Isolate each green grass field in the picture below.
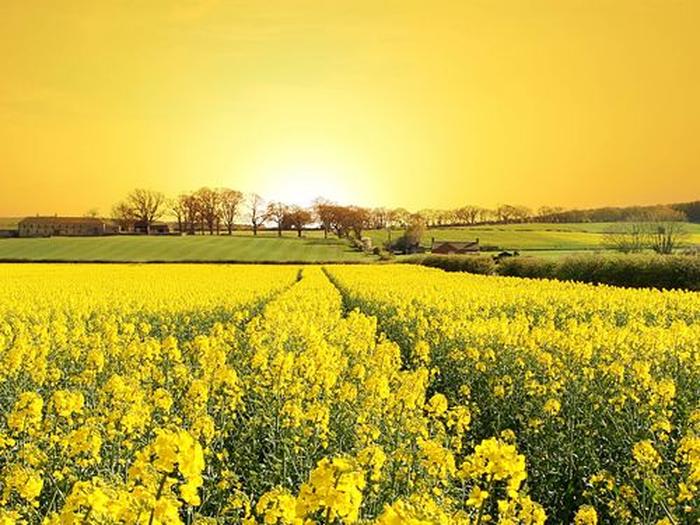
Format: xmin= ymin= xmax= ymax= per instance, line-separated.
xmin=0 ymin=235 xmax=372 ymax=263
xmin=0 ymin=221 xmax=697 ymax=262
xmin=367 ymin=222 xmax=700 ymax=254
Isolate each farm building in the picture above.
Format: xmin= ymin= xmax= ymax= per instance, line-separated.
xmin=131 ymin=221 xmax=170 ymax=235
xmin=431 ymin=238 xmax=480 ymax=254
xmin=18 ymin=217 xmax=119 ymax=237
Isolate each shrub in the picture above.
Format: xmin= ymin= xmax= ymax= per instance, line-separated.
xmin=497 ymin=257 xmax=558 ymax=279
xmin=350 ymin=237 xmax=364 ymax=251
xmin=389 ymin=235 xmax=419 ymax=254
xmin=404 ymin=254 xmax=496 ymax=275
xmin=378 ymin=250 xmax=395 ymax=261
xmin=388 ymin=218 xmax=426 ymax=254
xmin=497 ymin=253 xmax=700 ymax=290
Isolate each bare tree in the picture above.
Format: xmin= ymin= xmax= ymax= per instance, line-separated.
xmin=512 ymin=205 xmax=532 ymax=223
xmin=602 ymin=222 xmax=647 ymax=253
xmin=111 ymin=202 xmax=136 ymax=232
xmin=456 ymin=205 xmax=482 ymax=225
xmin=418 ymin=209 xmax=438 ymax=228
xmin=180 ymin=193 xmax=200 ymax=235
xmin=117 ymin=188 xmax=165 ymax=234
xmin=284 ymin=206 xmax=313 ymax=237
xmin=249 ymin=193 xmax=266 ymax=236
xmin=328 ymin=205 xmax=349 ymax=238
xmin=391 ymin=208 xmax=410 ymax=228
xmin=647 ymin=221 xmax=688 ymax=254
xmin=265 ymin=201 xmax=289 ymax=237
xmin=219 ymin=189 xmax=244 ymax=235
xmin=478 ymin=208 xmax=495 ymax=223
xmin=347 ymin=206 xmax=370 ymax=239
xmin=496 ymin=205 xmax=517 ymax=223
xmin=369 ymin=208 xmax=389 ymax=229
xmin=602 ymin=209 xmax=688 ymax=254
xmin=384 ymin=209 xmax=398 ymax=242
xmin=313 ymin=198 xmax=335 ymax=239
xmin=84 ymin=208 xmax=100 ymax=218
xmin=169 ymin=197 xmax=186 ymax=234
xmin=495 ymin=204 xmax=530 ymax=223
xmin=536 ymin=206 xmax=565 ymax=222
xmin=194 ymin=187 xmax=222 ymax=235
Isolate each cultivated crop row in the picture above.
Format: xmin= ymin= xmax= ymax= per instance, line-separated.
xmin=328 ymin=265 xmax=700 ymax=523
xmin=0 ymin=264 xmax=698 ymax=523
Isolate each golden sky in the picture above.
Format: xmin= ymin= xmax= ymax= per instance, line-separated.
xmin=1 ymin=0 xmax=699 ymax=216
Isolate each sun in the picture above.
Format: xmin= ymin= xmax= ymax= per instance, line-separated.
xmin=260 ymin=163 xmax=357 ymax=207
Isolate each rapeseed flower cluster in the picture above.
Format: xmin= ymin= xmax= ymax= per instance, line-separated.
xmin=328 ymin=265 xmax=700 ymax=523
xmin=0 ymin=263 xmax=697 ymax=523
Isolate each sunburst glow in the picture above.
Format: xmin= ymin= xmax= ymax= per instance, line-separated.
xmin=0 ymin=1 xmax=698 ymax=215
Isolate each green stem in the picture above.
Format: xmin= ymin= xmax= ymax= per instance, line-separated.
xmin=474 ymin=474 xmax=495 ymax=525
xmin=148 ymin=473 xmax=169 ymax=525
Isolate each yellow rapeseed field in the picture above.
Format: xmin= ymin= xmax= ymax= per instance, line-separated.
xmin=0 ymin=264 xmax=698 ymax=524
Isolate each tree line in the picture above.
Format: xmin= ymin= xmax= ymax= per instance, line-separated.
xmin=535 ymin=201 xmax=700 ymax=224
xmin=111 ymin=187 xmax=697 ymax=239
xmin=112 ymin=188 xmax=375 ymax=238
xmin=110 ymin=189 xmax=560 ymax=238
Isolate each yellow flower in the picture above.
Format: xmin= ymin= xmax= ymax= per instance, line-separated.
xmin=2 ymin=465 xmax=43 ymax=505
xmin=153 ymin=388 xmax=173 ymax=412
xmin=418 ymin=438 xmax=456 ymax=480
xmin=543 ymin=398 xmax=561 ymax=416
xmin=467 ymin=485 xmax=489 ymax=508
xmin=7 ymin=392 xmax=43 ymax=434
xmin=63 ymin=425 xmax=102 ymax=465
xmin=296 ymin=456 xmax=365 ymax=523
xmin=632 ymin=440 xmax=661 ymax=470
xmin=129 ymin=427 xmax=205 ymax=507
xmin=677 ymin=435 xmax=700 ymax=485
xmin=573 ymin=504 xmax=598 ymax=525
xmin=357 ymin=444 xmax=387 ymax=482
xmin=51 ymin=390 xmax=84 ymax=418
xmin=256 ymin=488 xmax=299 ymax=524
xmin=426 ymin=393 xmax=449 ymax=417
xmin=460 ymin=437 xmax=527 ymax=495
xmin=0 ymin=510 xmax=21 ymax=525
xmin=2 ymin=262 xmax=699 ymax=523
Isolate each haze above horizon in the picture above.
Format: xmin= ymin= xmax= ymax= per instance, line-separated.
xmin=1 ymin=0 xmax=699 ymax=216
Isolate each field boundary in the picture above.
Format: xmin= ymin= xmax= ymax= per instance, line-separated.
xmin=0 ymin=258 xmax=373 ymax=265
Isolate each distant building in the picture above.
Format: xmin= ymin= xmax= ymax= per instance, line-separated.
xmin=431 ymin=238 xmax=480 ymax=254
xmin=18 ymin=217 xmax=118 ymax=237
xmin=132 ymin=221 xmax=170 ymax=235
xmin=493 ymin=250 xmax=519 ymax=262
